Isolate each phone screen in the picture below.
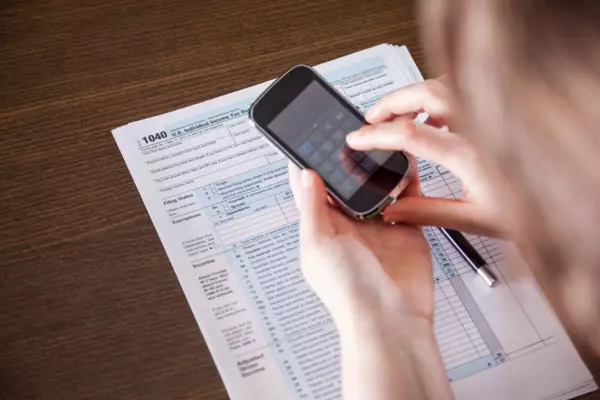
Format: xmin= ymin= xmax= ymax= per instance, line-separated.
xmin=267 ymin=81 xmax=393 ymax=200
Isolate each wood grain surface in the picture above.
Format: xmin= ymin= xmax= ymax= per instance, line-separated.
xmin=0 ymin=0 xmax=598 ymax=399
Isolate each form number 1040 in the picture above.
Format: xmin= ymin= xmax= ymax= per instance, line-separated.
xmin=141 ymin=131 xmax=168 ymax=144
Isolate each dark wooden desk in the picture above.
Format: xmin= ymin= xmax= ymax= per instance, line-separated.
xmin=1 ymin=0 xmax=598 ymax=399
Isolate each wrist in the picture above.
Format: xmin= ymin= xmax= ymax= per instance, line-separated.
xmin=327 ymin=289 xmax=434 ymax=338
xmin=336 ymin=303 xmax=436 ymax=350
xmin=333 ymin=306 xmax=452 ymax=400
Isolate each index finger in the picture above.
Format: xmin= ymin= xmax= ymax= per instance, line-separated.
xmin=347 ymin=119 xmax=472 ymax=179
xmin=365 ymin=79 xmax=455 ymax=127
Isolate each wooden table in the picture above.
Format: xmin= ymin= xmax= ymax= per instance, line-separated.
xmin=1 ymin=0 xmax=598 ymax=399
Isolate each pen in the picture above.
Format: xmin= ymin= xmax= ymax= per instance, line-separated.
xmin=439 ymin=228 xmax=499 ymax=287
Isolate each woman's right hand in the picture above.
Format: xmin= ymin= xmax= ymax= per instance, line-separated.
xmin=347 ymin=78 xmax=510 ymax=238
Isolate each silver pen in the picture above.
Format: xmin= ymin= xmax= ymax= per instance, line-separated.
xmin=439 ymin=228 xmax=499 ymax=287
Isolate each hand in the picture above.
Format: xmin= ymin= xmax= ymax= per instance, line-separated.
xmin=288 ymin=164 xmax=452 ymax=400
xmin=288 ymin=163 xmax=434 ymax=324
xmin=347 ymin=78 xmax=510 ymax=238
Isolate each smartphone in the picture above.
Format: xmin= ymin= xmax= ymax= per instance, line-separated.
xmin=249 ymin=65 xmax=414 ymax=220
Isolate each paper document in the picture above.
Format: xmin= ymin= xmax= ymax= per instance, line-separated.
xmin=112 ymin=44 xmax=597 ymax=399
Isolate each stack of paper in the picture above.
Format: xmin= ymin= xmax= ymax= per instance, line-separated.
xmin=112 ymin=44 xmax=597 ymax=399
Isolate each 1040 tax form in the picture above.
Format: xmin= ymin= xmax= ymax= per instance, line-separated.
xmin=112 ymin=44 xmax=597 ymax=400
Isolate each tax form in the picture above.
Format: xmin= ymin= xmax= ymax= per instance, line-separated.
xmin=112 ymin=44 xmax=597 ymax=400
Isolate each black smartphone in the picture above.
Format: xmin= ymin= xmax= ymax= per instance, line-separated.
xmin=249 ymin=64 xmax=414 ymax=220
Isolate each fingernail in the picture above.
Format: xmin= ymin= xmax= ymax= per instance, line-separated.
xmin=382 ymin=213 xmax=399 ymax=224
xmin=383 ymin=216 xmax=397 ymax=226
xmin=301 ymin=169 xmax=312 ymax=189
xmin=346 ymin=131 xmax=361 ymax=143
xmin=365 ymin=107 xmax=380 ymax=121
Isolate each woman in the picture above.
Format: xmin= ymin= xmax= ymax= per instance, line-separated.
xmin=289 ymin=0 xmax=600 ymax=399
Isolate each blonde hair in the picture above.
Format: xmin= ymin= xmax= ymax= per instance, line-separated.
xmin=421 ymin=0 xmax=600 ymax=348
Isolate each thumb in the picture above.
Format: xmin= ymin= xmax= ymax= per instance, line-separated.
xmin=383 ymin=197 xmax=500 ymax=237
xmin=296 ymin=169 xmax=335 ymax=240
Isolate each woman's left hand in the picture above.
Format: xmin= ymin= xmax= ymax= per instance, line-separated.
xmin=289 ymin=163 xmax=452 ymax=400
xmin=288 ymin=162 xmax=434 ymax=326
